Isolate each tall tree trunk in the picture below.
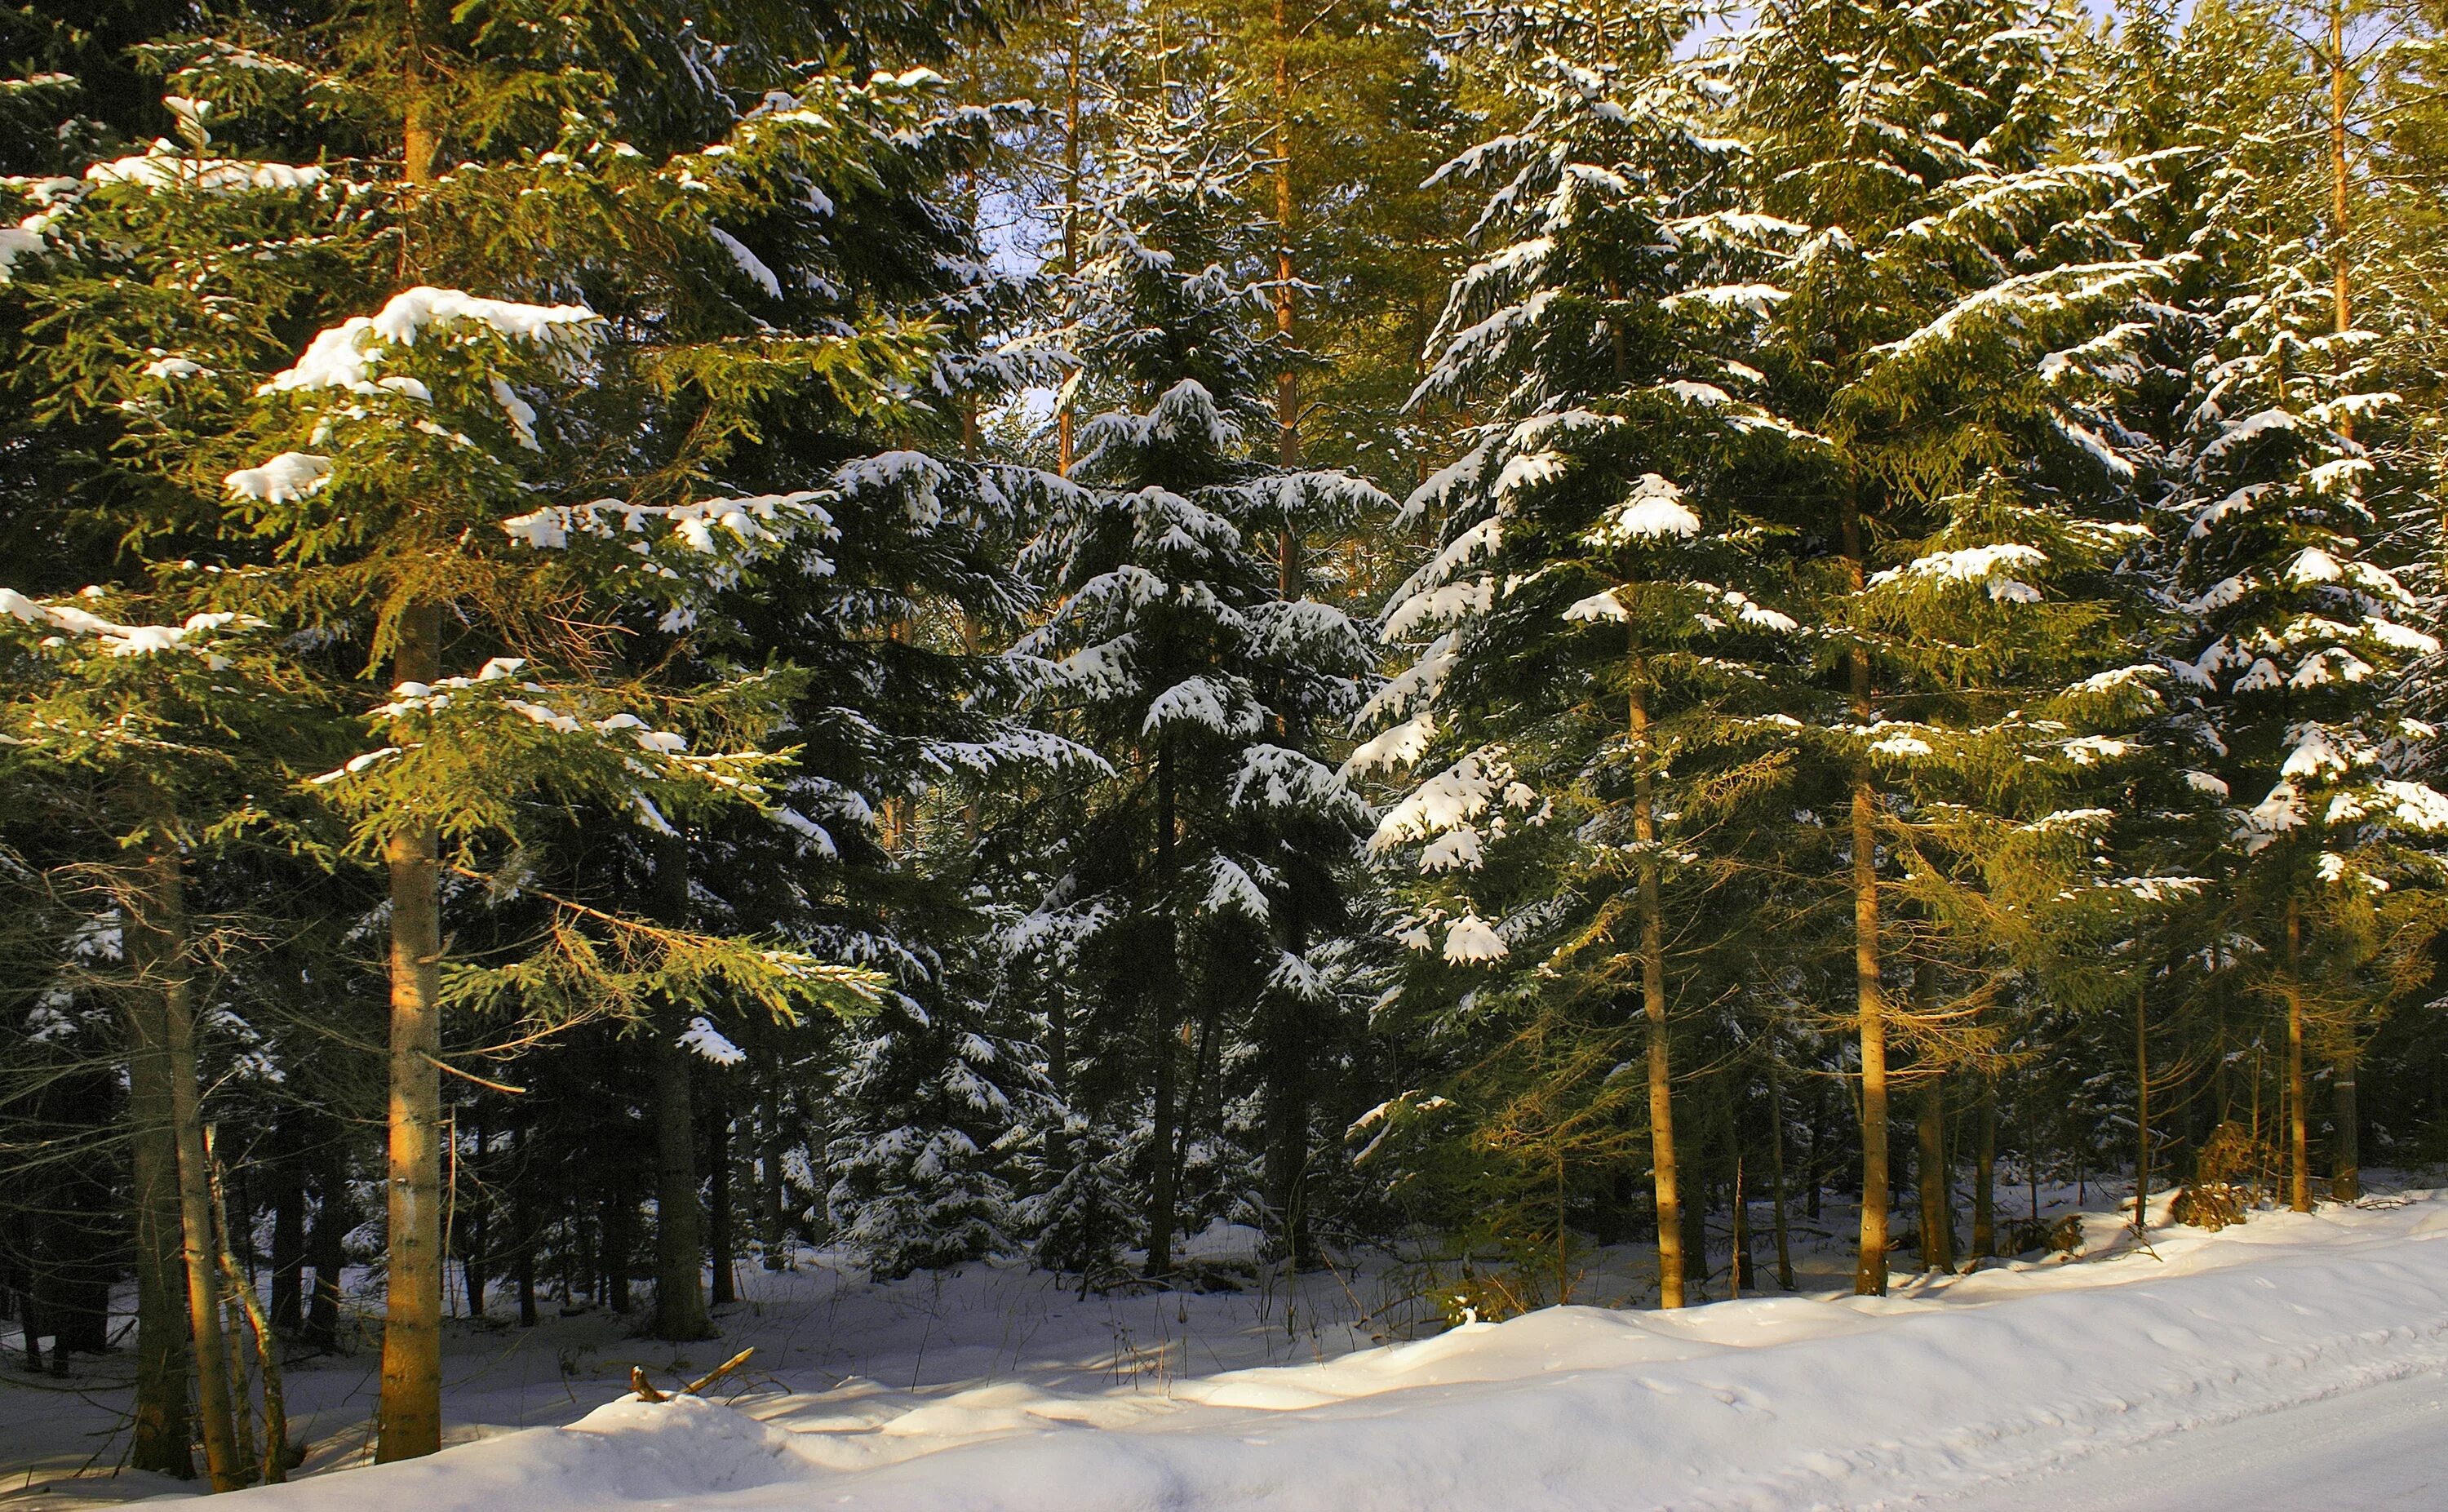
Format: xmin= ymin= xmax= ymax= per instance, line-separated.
xmin=1262 ymin=992 xmax=1315 ymax=1268
xmin=708 ymin=1086 xmax=735 ymax=1309
xmin=142 ymin=828 xmax=245 ymax=1490
xmin=204 ymin=1128 xmax=258 ymax=1485
xmin=2333 ymin=1055 xmax=2361 ymax=1204
xmin=1918 ymin=1074 xmax=1953 ymax=1271
xmin=602 ymin=1180 xmax=634 ymax=1314
xmin=1971 ymin=1077 xmax=1997 ymax=1260
xmin=758 ymin=1044 xmax=787 ymax=1268
xmin=2286 ymin=898 xmax=2311 ymax=1213
xmin=270 ymin=1118 xmax=307 ymax=1335
xmin=650 ymin=835 xmax=713 ymax=1341
xmin=122 ymin=890 xmax=195 ymax=1478
xmin=1146 ymin=738 xmax=1180 ymax=1278
xmin=460 ymin=1112 xmax=486 ymax=1319
xmin=1843 ymin=493 xmax=1890 ymax=1296
xmin=514 ymin=1112 xmax=539 ymax=1329
xmin=2134 ymin=986 xmax=2152 ymax=1231
xmin=378 ymin=600 xmax=446 ymax=1461
xmin=1765 ymin=1031 xmax=1795 ymax=1290
xmin=305 ymin=1125 xmax=347 ymax=1352
xmin=1629 ymin=676 xmax=1684 ymax=1308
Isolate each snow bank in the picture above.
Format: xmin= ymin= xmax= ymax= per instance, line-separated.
xmin=184 ymin=1198 xmax=2448 ymax=1511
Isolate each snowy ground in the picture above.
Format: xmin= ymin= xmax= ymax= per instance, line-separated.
xmin=7 ymin=1182 xmax=2447 ymax=1510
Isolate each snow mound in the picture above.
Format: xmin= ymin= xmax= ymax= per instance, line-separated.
xmin=237 ymin=1394 xmax=807 ymax=1512
xmin=181 ymin=1196 xmax=2448 ymax=1512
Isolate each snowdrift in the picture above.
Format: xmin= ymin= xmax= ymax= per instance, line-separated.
xmin=224 ymin=1198 xmax=2448 ymax=1512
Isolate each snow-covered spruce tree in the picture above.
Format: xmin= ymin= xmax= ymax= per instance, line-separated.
xmin=590 ymin=86 xmax=1099 ymax=1286
xmin=1348 ymin=16 xmax=1807 ymax=1307
xmin=2100 ymin=0 xmax=2448 ymax=1213
xmin=1716 ymin=0 xmax=2193 ymax=1293
xmin=1016 ymin=83 xmax=1381 ymax=1277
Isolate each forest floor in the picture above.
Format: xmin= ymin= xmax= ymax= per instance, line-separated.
xmin=6 ymin=1177 xmax=2447 ymax=1510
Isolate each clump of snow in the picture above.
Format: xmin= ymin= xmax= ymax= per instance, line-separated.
xmin=85 ymin=144 xmax=326 ymax=194
xmin=1868 ymin=542 xmax=2047 ymax=590
xmin=1586 ymin=472 xmax=1701 ymax=544
xmin=1442 ymin=912 xmax=1507 ymax=962
xmin=680 ymin=1017 xmax=747 ymax=1066
xmin=263 ymin=287 xmax=598 ymax=397
xmin=0 ymin=588 xmax=259 ymax=660
xmin=224 ymin=450 xmax=332 ymax=503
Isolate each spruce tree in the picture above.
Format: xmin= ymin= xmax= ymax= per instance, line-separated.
xmin=1353 ymin=7 xmax=1803 ymax=1306
xmin=1018 ymin=83 xmax=1380 ymax=1275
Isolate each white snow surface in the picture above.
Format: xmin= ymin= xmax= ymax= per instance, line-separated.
xmin=13 ymin=1191 xmax=2448 ymax=1510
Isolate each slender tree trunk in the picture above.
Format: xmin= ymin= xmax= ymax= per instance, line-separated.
xmin=1765 ymin=1033 xmax=1794 ymax=1290
xmin=1918 ymin=1075 xmax=1953 ymax=1271
xmin=2286 ymin=898 xmax=2311 ymax=1213
xmin=378 ymin=601 xmax=446 ymax=1461
xmin=1627 ymin=676 xmax=1686 ymax=1308
xmin=1843 ymin=494 xmax=1890 ymax=1296
xmin=461 ymin=1113 xmax=486 ymax=1319
xmin=305 ymin=1128 xmax=347 ymax=1351
xmin=2333 ymin=1056 xmax=2361 ymax=1204
xmin=649 ymin=834 xmax=714 ymax=1341
xmin=2311 ymin=16 xmax=2357 ymax=1221
xmin=1730 ymin=1146 xmax=1752 ymax=1297
xmin=709 ymin=1087 xmax=735 ymax=1309
xmin=1146 ymin=738 xmax=1179 ymax=1278
xmin=759 ymin=1045 xmax=787 ymax=1268
xmin=2135 ymin=986 xmax=2151 ymax=1231
xmin=270 ymin=1119 xmax=307 ymax=1335
xmin=143 ymin=829 xmax=245 ymax=1490
xmin=205 ymin=1128 xmax=258 ymax=1484
xmin=1805 ymin=1088 xmax=1823 ymax=1222
xmin=1972 ymin=1078 xmax=1997 ymax=1260
xmin=122 ymin=893 xmax=195 ymax=1478
xmin=515 ymin=1114 xmax=539 ymax=1329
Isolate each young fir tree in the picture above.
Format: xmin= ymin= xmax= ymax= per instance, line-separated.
xmin=1701 ymin=0 xmax=2207 ymax=1293
xmin=1016 ymin=82 xmax=1381 ymax=1276
xmin=1350 ymin=8 xmax=1805 ymax=1307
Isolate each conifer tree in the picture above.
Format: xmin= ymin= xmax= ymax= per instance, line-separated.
xmin=1719 ymin=0 xmax=2189 ymax=1292
xmin=2105 ymin=0 xmax=2448 ymax=1213
xmin=1018 ymin=82 xmax=1380 ymax=1275
xmin=1352 ymin=8 xmax=1803 ymax=1306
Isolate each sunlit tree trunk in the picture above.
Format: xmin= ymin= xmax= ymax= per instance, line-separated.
xmin=1843 ymin=491 xmax=1890 ymax=1296
xmin=140 ymin=824 xmax=245 ymax=1489
xmin=377 ymin=599 xmax=446 ymax=1461
xmin=1630 ymin=674 xmax=1684 ymax=1308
